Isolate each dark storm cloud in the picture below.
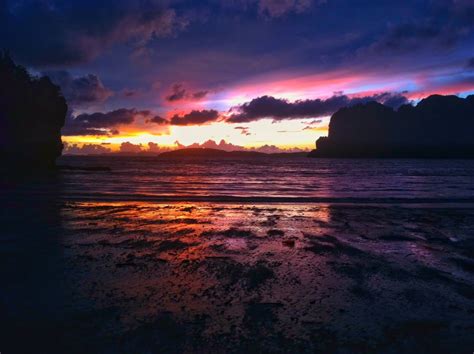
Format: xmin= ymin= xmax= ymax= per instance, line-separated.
xmin=43 ymin=71 xmax=113 ymax=107
xmin=147 ymin=115 xmax=169 ymax=125
xmin=1 ymin=0 xmax=188 ymax=66
xmin=228 ymin=92 xmax=409 ymax=123
xmin=166 ymin=83 xmax=187 ymax=101
xmin=1 ymin=0 xmax=320 ymax=68
xmin=63 ymin=108 xmax=150 ymax=136
xmin=368 ymin=1 xmax=474 ymax=54
xmin=170 ymin=110 xmax=220 ymax=126
xmin=165 ymin=83 xmax=209 ymax=102
xmin=257 ymin=0 xmax=314 ymax=18
xmin=467 ymin=58 xmax=474 ymax=69
xmin=74 ymin=109 xmax=137 ymax=127
xmin=216 ymin=0 xmax=315 ymax=17
xmin=373 ymin=23 xmax=442 ymax=51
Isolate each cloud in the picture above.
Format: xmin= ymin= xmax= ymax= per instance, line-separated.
xmin=468 ymin=57 xmax=474 ymax=69
xmin=234 ymin=126 xmax=251 ymax=135
xmin=166 ymin=83 xmax=187 ymax=101
xmin=170 ymin=109 xmax=220 ymax=125
xmin=61 ymin=126 xmax=119 ymax=137
xmin=123 ymin=89 xmax=139 ymax=98
xmin=165 ymin=83 xmax=209 ymax=102
xmin=192 ymin=90 xmax=209 ymax=99
xmin=176 ymin=139 xmax=307 ymax=153
xmin=74 ymin=109 xmax=136 ymax=127
xmin=228 ymin=92 xmax=409 ymax=123
xmin=366 ymin=1 xmax=474 ymax=55
xmin=65 ymin=139 xmax=307 ymax=155
xmin=251 ymin=144 xmax=302 ymax=153
xmin=119 ymin=141 xmax=143 ymax=153
xmin=2 ymin=0 xmax=188 ymax=66
xmin=63 ymin=108 xmax=152 ymax=136
xmin=66 ymin=141 xmax=175 ymax=155
xmin=371 ymin=22 xmax=443 ymax=52
xmin=63 ymin=143 xmax=111 ymax=155
xmin=216 ymin=0 xmax=317 ymax=17
xmin=147 ymin=142 xmax=172 ymax=153
xmin=258 ymin=0 xmax=313 ymax=18
xmin=302 ymin=118 xmax=325 ymax=131
xmin=43 ymin=70 xmax=113 ymax=107
xmin=147 ymin=115 xmax=169 ymax=125
xmin=118 ymin=141 xmax=174 ymax=154
xmin=178 ymin=139 xmax=244 ymax=151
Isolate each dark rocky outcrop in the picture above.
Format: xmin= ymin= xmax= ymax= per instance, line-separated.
xmin=309 ymin=95 xmax=474 ymax=158
xmin=0 ymin=51 xmax=67 ymax=170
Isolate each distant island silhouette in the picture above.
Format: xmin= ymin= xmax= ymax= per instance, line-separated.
xmin=61 ymin=148 xmax=308 ymax=158
xmin=0 ymin=52 xmax=67 ymax=170
xmin=309 ymin=94 xmax=474 ymax=158
xmin=153 ymin=148 xmax=307 ymax=159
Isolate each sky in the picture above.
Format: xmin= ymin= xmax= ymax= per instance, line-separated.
xmin=2 ymin=0 xmax=474 ymax=153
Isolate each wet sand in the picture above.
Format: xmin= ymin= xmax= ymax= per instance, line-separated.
xmin=1 ymin=200 xmax=474 ymax=353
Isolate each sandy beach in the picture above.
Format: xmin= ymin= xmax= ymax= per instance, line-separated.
xmin=2 ymin=197 xmax=473 ymax=353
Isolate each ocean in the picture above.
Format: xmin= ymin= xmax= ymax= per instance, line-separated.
xmin=51 ymin=155 xmax=474 ymax=203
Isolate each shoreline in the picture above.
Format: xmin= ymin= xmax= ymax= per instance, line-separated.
xmin=5 ymin=191 xmax=474 ymax=207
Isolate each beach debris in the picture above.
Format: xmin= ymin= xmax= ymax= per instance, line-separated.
xmin=282 ymin=239 xmax=295 ymax=247
xmin=267 ymin=229 xmax=285 ymax=237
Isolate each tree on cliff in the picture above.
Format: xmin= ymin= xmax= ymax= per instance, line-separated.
xmin=0 ymin=51 xmax=67 ymax=169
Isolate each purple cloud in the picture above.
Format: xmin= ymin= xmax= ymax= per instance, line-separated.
xmin=170 ymin=110 xmax=220 ymax=126
xmin=228 ymin=92 xmax=409 ymax=123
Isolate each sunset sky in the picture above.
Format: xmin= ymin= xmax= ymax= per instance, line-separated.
xmin=2 ymin=0 xmax=474 ymax=153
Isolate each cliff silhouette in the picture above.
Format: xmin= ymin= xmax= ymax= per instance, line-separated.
xmin=0 ymin=51 xmax=67 ymax=170
xmin=309 ymin=95 xmax=474 ymax=158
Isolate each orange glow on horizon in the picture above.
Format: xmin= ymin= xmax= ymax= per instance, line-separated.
xmin=63 ymin=118 xmax=327 ymax=152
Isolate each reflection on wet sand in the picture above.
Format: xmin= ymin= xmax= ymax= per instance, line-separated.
xmin=2 ymin=200 xmax=472 ymax=353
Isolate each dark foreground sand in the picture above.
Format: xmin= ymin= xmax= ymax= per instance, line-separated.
xmin=1 ymin=200 xmax=473 ymax=353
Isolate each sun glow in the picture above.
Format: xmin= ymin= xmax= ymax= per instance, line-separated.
xmin=63 ymin=118 xmax=327 ymax=152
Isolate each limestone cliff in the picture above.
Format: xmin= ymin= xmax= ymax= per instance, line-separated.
xmin=309 ymin=95 xmax=474 ymax=158
xmin=0 ymin=52 xmax=67 ymax=169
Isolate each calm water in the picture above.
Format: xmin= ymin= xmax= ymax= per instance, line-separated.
xmin=50 ymin=156 xmax=474 ymax=203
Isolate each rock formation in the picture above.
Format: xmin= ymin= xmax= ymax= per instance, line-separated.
xmin=0 ymin=51 xmax=67 ymax=170
xmin=309 ymin=95 xmax=474 ymax=158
